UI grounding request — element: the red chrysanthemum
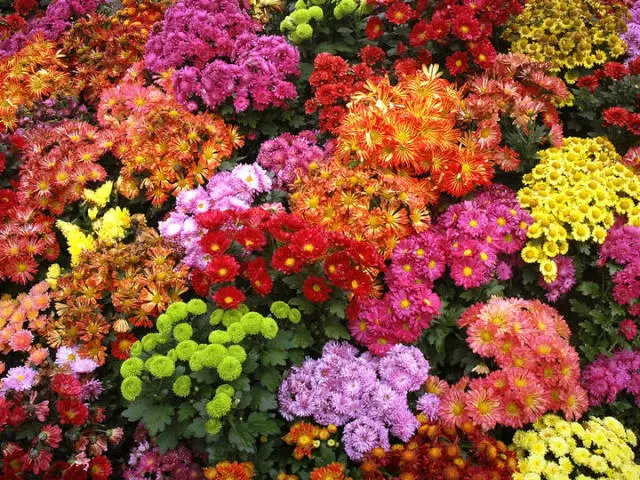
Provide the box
[576,75,599,93]
[446,51,469,76]
[290,228,329,261]
[111,333,138,360]
[200,231,232,256]
[250,271,273,297]
[386,2,415,25]
[205,254,240,284]
[213,286,245,310]
[62,465,88,480]
[603,61,629,80]
[191,269,211,297]
[235,227,267,252]
[57,398,89,426]
[602,106,630,127]
[470,39,496,68]
[271,246,303,274]
[303,276,332,303]
[452,14,481,40]
[39,425,62,449]
[88,456,112,480]
[51,374,83,397]
[620,319,638,341]
[359,45,386,67]
[365,16,384,40]
[409,19,429,47]
[195,210,228,230]
[346,270,374,297]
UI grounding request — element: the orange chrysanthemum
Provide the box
[203,461,255,480]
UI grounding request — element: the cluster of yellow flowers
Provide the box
[518,137,640,282]
[56,182,132,265]
[513,414,640,480]
[503,0,628,78]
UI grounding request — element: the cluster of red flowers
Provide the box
[97,65,242,206]
[306,49,385,134]
[364,0,524,76]
[61,0,166,103]
[575,58,640,93]
[461,53,571,164]
[191,207,384,309]
[46,224,189,364]
[0,370,121,479]
[360,418,518,480]
[436,298,588,430]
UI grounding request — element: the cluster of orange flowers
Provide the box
[334,65,495,197]
[96,67,242,206]
[17,121,108,215]
[61,0,167,103]
[203,461,255,480]
[282,422,337,460]
[289,161,433,256]
[278,463,351,480]
[0,36,70,131]
[360,418,518,480]
[46,223,189,364]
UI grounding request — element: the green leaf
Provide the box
[323,317,350,339]
[261,349,288,366]
[122,398,154,422]
[251,388,278,412]
[156,428,179,452]
[577,281,600,298]
[259,367,282,392]
[177,403,197,423]
[229,422,257,454]
[291,325,313,348]
[143,405,174,436]
[185,418,207,439]
[328,299,346,319]
[246,412,280,435]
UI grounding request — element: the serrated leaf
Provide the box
[292,326,313,348]
[323,318,350,340]
[259,367,282,392]
[262,349,288,366]
[177,403,197,422]
[122,398,154,422]
[251,388,278,412]
[185,418,207,439]
[229,422,257,453]
[143,405,174,436]
[247,412,280,435]
[156,428,179,452]
[328,299,346,319]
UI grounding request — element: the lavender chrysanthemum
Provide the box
[1,366,37,393]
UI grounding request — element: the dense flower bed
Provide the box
[1,0,640,478]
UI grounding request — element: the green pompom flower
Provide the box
[217,356,242,381]
[261,317,279,339]
[290,9,311,24]
[189,351,205,372]
[227,345,247,363]
[294,0,306,8]
[129,341,143,357]
[227,323,246,343]
[148,356,175,378]
[308,5,323,19]
[222,309,243,327]
[270,301,290,319]
[121,376,142,401]
[187,298,207,315]
[172,375,191,397]
[206,393,232,418]
[209,330,231,344]
[210,309,224,326]
[202,344,227,368]
[173,323,193,342]
[141,333,159,352]
[216,384,235,398]
[156,314,173,334]
[166,302,189,322]
[167,349,178,361]
[288,308,302,324]
[240,312,264,335]
[176,340,198,361]
[237,304,249,315]
[205,418,222,435]
[120,357,143,378]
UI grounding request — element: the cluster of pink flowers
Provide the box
[279,342,431,460]
[123,425,205,479]
[435,298,587,430]
[598,220,640,318]
[158,163,273,270]
[581,349,640,407]
[539,255,576,302]
[256,130,334,187]
[0,282,50,372]
[144,0,300,112]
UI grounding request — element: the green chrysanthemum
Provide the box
[227,345,247,363]
[120,357,143,378]
[270,301,290,319]
[166,302,189,322]
[148,356,175,378]
[209,330,231,345]
[202,344,227,368]
[173,323,193,342]
[261,317,279,339]
[240,312,264,335]
[172,375,192,397]
[121,376,142,401]
[206,393,232,418]
[187,298,207,315]
[217,356,242,381]
[176,340,198,360]
[210,309,224,326]
[227,323,246,343]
